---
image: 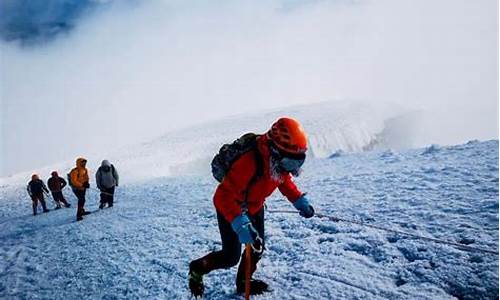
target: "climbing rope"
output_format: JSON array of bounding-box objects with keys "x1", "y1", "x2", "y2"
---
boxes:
[
  {"x1": 89, "y1": 187, "x2": 114, "y2": 197},
  {"x1": 267, "y1": 209, "x2": 499, "y2": 256}
]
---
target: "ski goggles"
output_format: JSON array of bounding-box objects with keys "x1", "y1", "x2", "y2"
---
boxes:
[{"x1": 279, "y1": 156, "x2": 305, "y2": 173}]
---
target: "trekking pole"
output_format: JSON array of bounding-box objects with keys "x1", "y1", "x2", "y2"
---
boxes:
[
  {"x1": 267, "y1": 209, "x2": 499, "y2": 255},
  {"x1": 245, "y1": 243, "x2": 252, "y2": 300}
]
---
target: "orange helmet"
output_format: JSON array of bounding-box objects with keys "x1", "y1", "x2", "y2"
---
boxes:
[{"x1": 267, "y1": 117, "x2": 308, "y2": 155}]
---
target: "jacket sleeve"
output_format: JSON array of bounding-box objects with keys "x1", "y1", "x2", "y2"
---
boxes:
[
  {"x1": 213, "y1": 152, "x2": 256, "y2": 223},
  {"x1": 278, "y1": 173, "x2": 303, "y2": 203},
  {"x1": 27, "y1": 184, "x2": 32, "y2": 197},
  {"x1": 70, "y1": 169, "x2": 83, "y2": 189},
  {"x1": 112, "y1": 165, "x2": 119, "y2": 186},
  {"x1": 42, "y1": 182, "x2": 49, "y2": 193},
  {"x1": 60, "y1": 178, "x2": 67, "y2": 189},
  {"x1": 47, "y1": 178, "x2": 53, "y2": 191},
  {"x1": 83, "y1": 169, "x2": 89, "y2": 185},
  {"x1": 95, "y1": 169, "x2": 102, "y2": 190}
]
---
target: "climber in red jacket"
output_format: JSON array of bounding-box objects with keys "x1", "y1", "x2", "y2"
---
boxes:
[{"x1": 189, "y1": 117, "x2": 315, "y2": 297}]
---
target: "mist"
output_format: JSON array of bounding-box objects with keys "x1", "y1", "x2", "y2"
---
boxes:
[{"x1": 1, "y1": 0, "x2": 498, "y2": 176}]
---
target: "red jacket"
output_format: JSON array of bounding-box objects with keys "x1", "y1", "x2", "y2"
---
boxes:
[{"x1": 214, "y1": 135, "x2": 303, "y2": 222}]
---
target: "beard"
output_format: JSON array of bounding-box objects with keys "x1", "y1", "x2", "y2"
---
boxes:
[{"x1": 269, "y1": 156, "x2": 284, "y2": 182}]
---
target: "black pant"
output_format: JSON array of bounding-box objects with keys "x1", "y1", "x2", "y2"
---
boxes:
[
  {"x1": 51, "y1": 191, "x2": 69, "y2": 207},
  {"x1": 100, "y1": 187, "x2": 115, "y2": 207},
  {"x1": 190, "y1": 208, "x2": 265, "y2": 284},
  {"x1": 31, "y1": 193, "x2": 48, "y2": 215},
  {"x1": 73, "y1": 189, "x2": 86, "y2": 218}
]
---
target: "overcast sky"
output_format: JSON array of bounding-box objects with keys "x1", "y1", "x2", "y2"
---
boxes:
[{"x1": 1, "y1": 0, "x2": 498, "y2": 176}]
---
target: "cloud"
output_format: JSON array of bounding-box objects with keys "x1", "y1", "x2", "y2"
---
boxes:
[
  {"x1": 1, "y1": 0, "x2": 497, "y2": 176},
  {"x1": 0, "y1": 0, "x2": 112, "y2": 45}
]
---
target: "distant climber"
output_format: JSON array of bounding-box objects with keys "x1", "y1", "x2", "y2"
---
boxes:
[
  {"x1": 189, "y1": 117, "x2": 315, "y2": 297},
  {"x1": 69, "y1": 157, "x2": 91, "y2": 221},
  {"x1": 27, "y1": 174, "x2": 50, "y2": 215},
  {"x1": 47, "y1": 171, "x2": 71, "y2": 209},
  {"x1": 95, "y1": 160, "x2": 119, "y2": 209}
]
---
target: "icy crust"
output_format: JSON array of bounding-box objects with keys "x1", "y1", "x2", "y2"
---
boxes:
[{"x1": 0, "y1": 140, "x2": 497, "y2": 299}]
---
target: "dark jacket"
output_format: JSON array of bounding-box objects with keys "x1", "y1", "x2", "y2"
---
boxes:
[
  {"x1": 48, "y1": 176, "x2": 67, "y2": 192},
  {"x1": 27, "y1": 179, "x2": 49, "y2": 196}
]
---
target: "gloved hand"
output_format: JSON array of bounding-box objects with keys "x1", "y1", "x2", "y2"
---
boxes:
[
  {"x1": 83, "y1": 182, "x2": 90, "y2": 189},
  {"x1": 231, "y1": 214, "x2": 259, "y2": 244},
  {"x1": 293, "y1": 195, "x2": 315, "y2": 218}
]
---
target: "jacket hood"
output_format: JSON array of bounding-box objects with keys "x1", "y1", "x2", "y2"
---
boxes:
[
  {"x1": 76, "y1": 157, "x2": 87, "y2": 168},
  {"x1": 101, "y1": 160, "x2": 111, "y2": 167}
]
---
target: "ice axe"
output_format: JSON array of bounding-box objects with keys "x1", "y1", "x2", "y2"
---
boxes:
[
  {"x1": 244, "y1": 237, "x2": 263, "y2": 300},
  {"x1": 245, "y1": 243, "x2": 251, "y2": 300}
]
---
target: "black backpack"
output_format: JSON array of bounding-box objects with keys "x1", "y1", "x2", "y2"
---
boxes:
[
  {"x1": 67, "y1": 168, "x2": 77, "y2": 189},
  {"x1": 211, "y1": 133, "x2": 264, "y2": 183}
]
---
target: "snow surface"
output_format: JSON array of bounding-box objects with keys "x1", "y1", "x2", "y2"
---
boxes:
[{"x1": 0, "y1": 132, "x2": 498, "y2": 299}]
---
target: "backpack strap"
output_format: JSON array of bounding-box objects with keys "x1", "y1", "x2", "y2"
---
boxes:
[{"x1": 241, "y1": 145, "x2": 264, "y2": 213}]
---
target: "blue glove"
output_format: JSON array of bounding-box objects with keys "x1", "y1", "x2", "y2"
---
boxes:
[
  {"x1": 231, "y1": 214, "x2": 259, "y2": 244},
  {"x1": 293, "y1": 195, "x2": 315, "y2": 218}
]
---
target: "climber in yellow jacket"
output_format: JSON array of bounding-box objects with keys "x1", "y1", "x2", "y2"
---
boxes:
[{"x1": 69, "y1": 157, "x2": 90, "y2": 221}]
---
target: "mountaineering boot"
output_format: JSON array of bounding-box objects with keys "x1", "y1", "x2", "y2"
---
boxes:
[
  {"x1": 82, "y1": 210, "x2": 91, "y2": 216},
  {"x1": 65, "y1": 203, "x2": 71, "y2": 208},
  {"x1": 76, "y1": 215, "x2": 83, "y2": 221},
  {"x1": 188, "y1": 264, "x2": 204, "y2": 298},
  {"x1": 99, "y1": 203, "x2": 105, "y2": 209},
  {"x1": 55, "y1": 206, "x2": 61, "y2": 210},
  {"x1": 236, "y1": 279, "x2": 270, "y2": 295}
]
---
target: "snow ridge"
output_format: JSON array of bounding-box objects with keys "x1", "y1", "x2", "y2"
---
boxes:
[
  {"x1": 110, "y1": 100, "x2": 408, "y2": 182},
  {"x1": 0, "y1": 101, "x2": 423, "y2": 184}
]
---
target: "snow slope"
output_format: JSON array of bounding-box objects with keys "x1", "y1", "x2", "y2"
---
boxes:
[
  {"x1": 0, "y1": 135, "x2": 498, "y2": 299},
  {"x1": 104, "y1": 100, "x2": 410, "y2": 183},
  {"x1": 0, "y1": 100, "x2": 409, "y2": 184}
]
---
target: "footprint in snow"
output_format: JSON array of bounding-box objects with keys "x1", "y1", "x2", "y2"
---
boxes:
[{"x1": 458, "y1": 237, "x2": 475, "y2": 245}]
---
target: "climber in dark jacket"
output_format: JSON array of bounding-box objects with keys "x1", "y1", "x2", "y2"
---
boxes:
[
  {"x1": 27, "y1": 174, "x2": 50, "y2": 215},
  {"x1": 47, "y1": 171, "x2": 71, "y2": 209}
]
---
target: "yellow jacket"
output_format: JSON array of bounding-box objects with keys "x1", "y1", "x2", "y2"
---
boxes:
[{"x1": 70, "y1": 158, "x2": 89, "y2": 190}]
